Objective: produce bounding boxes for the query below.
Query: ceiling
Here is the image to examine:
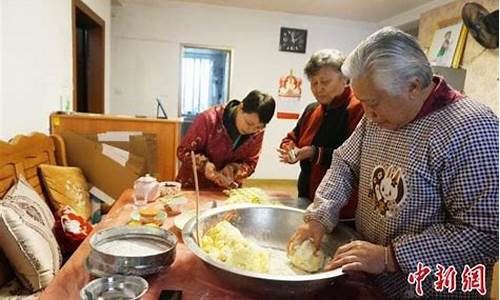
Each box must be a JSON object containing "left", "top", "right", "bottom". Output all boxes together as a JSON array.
[{"left": 115, "top": 0, "right": 444, "bottom": 22}]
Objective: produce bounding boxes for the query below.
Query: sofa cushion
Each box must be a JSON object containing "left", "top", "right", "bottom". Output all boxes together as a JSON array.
[
  {"left": 0, "top": 278, "right": 41, "bottom": 300},
  {"left": 38, "top": 164, "right": 91, "bottom": 220},
  {"left": 0, "top": 250, "right": 14, "bottom": 287},
  {"left": 4, "top": 177, "right": 55, "bottom": 229},
  {"left": 0, "top": 178, "right": 62, "bottom": 292},
  {"left": 54, "top": 207, "right": 93, "bottom": 256}
]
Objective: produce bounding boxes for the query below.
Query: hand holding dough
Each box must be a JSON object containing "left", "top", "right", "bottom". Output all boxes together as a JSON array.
[{"left": 288, "top": 239, "right": 325, "bottom": 273}]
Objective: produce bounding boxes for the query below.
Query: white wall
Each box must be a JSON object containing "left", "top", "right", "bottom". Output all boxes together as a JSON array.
[
  {"left": 110, "top": 1, "right": 377, "bottom": 179},
  {"left": 0, "top": 0, "right": 110, "bottom": 140},
  {"left": 378, "top": 0, "right": 457, "bottom": 28}
]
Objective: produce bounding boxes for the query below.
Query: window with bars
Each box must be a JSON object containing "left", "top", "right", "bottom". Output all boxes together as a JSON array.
[{"left": 180, "top": 46, "right": 231, "bottom": 117}]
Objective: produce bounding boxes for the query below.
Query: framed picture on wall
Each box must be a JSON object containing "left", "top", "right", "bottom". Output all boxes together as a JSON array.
[{"left": 428, "top": 21, "right": 468, "bottom": 68}]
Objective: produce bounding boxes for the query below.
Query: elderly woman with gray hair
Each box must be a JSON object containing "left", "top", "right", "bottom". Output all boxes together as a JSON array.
[
  {"left": 278, "top": 49, "right": 363, "bottom": 223},
  {"left": 289, "top": 27, "right": 498, "bottom": 299}
]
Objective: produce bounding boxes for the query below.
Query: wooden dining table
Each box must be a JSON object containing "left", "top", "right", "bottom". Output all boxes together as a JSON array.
[{"left": 39, "top": 188, "right": 385, "bottom": 300}]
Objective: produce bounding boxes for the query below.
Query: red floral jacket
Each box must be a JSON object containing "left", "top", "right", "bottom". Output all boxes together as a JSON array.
[{"left": 176, "top": 104, "right": 264, "bottom": 190}]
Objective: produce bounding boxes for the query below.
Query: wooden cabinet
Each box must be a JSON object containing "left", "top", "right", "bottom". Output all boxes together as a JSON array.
[{"left": 50, "top": 112, "right": 181, "bottom": 181}]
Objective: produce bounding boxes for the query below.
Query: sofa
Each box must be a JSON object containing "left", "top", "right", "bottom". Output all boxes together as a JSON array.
[{"left": 0, "top": 132, "right": 97, "bottom": 299}]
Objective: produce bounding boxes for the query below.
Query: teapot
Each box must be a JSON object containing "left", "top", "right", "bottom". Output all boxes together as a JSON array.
[{"left": 133, "top": 174, "right": 161, "bottom": 203}]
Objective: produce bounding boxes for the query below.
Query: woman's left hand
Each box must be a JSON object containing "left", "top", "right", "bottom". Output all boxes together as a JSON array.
[
  {"left": 277, "top": 147, "right": 297, "bottom": 164},
  {"left": 324, "top": 241, "right": 386, "bottom": 274},
  {"left": 294, "top": 146, "right": 314, "bottom": 161},
  {"left": 212, "top": 173, "right": 234, "bottom": 188},
  {"left": 220, "top": 164, "right": 237, "bottom": 180}
]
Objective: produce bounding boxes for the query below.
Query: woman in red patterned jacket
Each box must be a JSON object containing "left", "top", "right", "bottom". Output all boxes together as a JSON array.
[
  {"left": 278, "top": 49, "right": 364, "bottom": 221},
  {"left": 176, "top": 90, "right": 275, "bottom": 190}
]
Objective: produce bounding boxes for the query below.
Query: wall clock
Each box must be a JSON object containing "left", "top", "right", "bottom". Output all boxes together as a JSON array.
[{"left": 279, "top": 27, "right": 307, "bottom": 53}]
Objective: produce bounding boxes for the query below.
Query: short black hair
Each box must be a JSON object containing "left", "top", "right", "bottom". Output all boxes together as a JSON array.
[{"left": 241, "top": 90, "right": 276, "bottom": 124}]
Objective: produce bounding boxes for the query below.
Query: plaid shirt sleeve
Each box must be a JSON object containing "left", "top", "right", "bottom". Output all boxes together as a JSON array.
[
  {"left": 304, "top": 116, "right": 367, "bottom": 232},
  {"left": 393, "top": 113, "right": 499, "bottom": 272}
]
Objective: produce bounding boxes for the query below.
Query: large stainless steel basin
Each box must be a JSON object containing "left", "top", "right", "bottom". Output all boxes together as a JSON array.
[{"left": 182, "top": 204, "right": 359, "bottom": 297}]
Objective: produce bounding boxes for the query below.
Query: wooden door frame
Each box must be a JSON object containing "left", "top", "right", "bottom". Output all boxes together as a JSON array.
[{"left": 72, "top": 0, "right": 105, "bottom": 113}]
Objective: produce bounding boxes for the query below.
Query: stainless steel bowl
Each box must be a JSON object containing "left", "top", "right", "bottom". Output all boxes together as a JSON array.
[
  {"left": 87, "top": 226, "right": 177, "bottom": 276},
  {"left": 182, "top": 205, "right": 359, "bottom": 297},
  {"left": 80, "top": 275, "right": 148, "bottom": 300}
]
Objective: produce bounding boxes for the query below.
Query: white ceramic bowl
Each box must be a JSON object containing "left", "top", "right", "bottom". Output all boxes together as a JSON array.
[{"left": 160, "top": 181, "right": 182, "bottom": 197}]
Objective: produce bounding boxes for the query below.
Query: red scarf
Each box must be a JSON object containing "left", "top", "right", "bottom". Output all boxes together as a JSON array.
[{"left": 414, "top": 76, "right": 462, "bottom": 120}]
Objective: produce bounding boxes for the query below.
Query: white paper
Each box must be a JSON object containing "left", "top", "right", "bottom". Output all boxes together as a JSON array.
[
  {"left": 101, "top": 144, "right": 129, "bottom": 166},
  {"left": 89, "top": 186, "right": 116, "bottom": 205},
  {"left": 97, "top": 131, "right": 142, "bottom": 142}
]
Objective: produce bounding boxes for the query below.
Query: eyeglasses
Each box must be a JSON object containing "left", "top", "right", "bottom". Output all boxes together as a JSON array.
[{"left": 241, "top": 113, "right": 265, "bottom": 132}]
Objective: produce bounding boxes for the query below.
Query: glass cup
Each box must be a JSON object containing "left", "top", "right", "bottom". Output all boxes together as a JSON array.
[{"left": 133, "top": 193, "right": 148, "bottom": 207}]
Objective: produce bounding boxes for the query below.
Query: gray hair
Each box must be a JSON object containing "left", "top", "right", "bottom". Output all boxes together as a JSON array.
[
  {"left": 304, "top": 49, "right": 347, "bottom": 80},
  {"left": 341, "top": 27, "right": 433, "bottom": 96}
]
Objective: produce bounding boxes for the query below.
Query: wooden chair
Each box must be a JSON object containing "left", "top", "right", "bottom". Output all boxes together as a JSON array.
[{"left": 0, "top": 132, "right": 67, "bottom": 200}]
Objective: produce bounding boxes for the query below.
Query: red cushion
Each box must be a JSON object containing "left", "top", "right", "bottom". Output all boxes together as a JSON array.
[{"left": 54, "top": 207, "right": 93, "bottom": 257}]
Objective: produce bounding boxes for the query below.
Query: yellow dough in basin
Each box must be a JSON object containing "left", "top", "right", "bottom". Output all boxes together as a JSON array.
[
  {"left": 288, "top": 240, "right": 325, "bottom": 273},
  {"left": 201, "top": 220, "right": 269, "bottom": 273}
]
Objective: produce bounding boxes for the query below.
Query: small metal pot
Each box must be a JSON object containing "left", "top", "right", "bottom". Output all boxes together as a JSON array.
[
  {"left": 80, "top": 275, "right": 148, "bottom": 300},
  {"left": 87, "top": 226, "right": 177, "bottom": 276}
]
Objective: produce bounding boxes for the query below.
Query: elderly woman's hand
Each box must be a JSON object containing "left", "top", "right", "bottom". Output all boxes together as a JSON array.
[
  {"left": 277, "top": 146, "right": 315, "bottom": 164},
  {"left": 325, "top": 241, "right": 386, "bottom": 274},
  {"left": 294, "top": 146, "right": 314, "bottom": 161},
  {"left": 277, "top": 147, "right": 296, "bottom": 164},
  {"left": 287, "top": 220, "right": 326, "bottom": 254}
]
